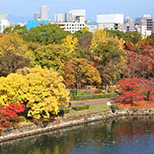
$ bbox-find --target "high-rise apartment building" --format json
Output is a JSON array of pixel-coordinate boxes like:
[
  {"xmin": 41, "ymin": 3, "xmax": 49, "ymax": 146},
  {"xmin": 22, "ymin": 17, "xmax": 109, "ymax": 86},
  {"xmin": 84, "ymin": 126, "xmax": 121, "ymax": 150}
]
[
  {"xmin": 55, "ymin": 13, "xmax": 63, "ymax": 22},
  {"xmin": 135, "ymin": 14, "xmax": 153, "ymax": 37},
  {"xmin": 40, "ymin": 5, "xmax": 49, "ymax": 20}
]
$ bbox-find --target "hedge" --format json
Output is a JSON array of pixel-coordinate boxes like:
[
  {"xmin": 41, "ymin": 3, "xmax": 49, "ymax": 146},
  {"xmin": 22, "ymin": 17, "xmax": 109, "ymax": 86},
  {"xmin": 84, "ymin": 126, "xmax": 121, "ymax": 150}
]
[
  {"xmin": 72, "ymin": 104, "xmax": 90, "ymax": 111},
  {"xmin": 58, "ymin": 108, "xmax": 70, "ymax": 116},
  {"xmin": 70, "ymin": 93, "xmax": 116, "ymax": 101}
]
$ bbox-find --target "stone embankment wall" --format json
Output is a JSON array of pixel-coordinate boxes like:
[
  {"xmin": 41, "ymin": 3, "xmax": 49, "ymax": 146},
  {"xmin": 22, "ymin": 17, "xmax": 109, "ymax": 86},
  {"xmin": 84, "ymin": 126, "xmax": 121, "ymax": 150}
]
[{"xmin": 1, "ymin": 108, "xmax": 154, "ymax": 142}]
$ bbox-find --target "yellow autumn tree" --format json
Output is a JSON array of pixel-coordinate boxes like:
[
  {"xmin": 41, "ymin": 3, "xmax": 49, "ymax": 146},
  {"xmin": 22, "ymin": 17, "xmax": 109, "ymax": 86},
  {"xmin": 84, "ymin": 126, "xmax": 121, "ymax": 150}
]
[
  {"xmin": 0, "ymin": 33, "xmax": 34, "ymax": 76},
  {"xmin": 61, "ymin": 35, "xmax": 78, "ymax": 54},
  {"xmin": 90, "ymin": 29, "xmax": 109, "ymax": 54},
  {"xmin": 0, "ymin": 66, "xmax": 69, "ymax": 119},
  {"xmin": 80, "ymin": 27, "xmax": 89, "ymax": 33},
  {"xmin": 71, "ymin": 58, "xmax": 101, "ymax": 93}
]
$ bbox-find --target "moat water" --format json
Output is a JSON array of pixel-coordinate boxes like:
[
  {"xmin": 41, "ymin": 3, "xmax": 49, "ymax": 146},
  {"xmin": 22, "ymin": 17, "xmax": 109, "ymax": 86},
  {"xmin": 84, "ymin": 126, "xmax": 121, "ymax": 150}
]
[{"xmin": 1, "ymin": 116, "xmax": 154, "ymax": 154}]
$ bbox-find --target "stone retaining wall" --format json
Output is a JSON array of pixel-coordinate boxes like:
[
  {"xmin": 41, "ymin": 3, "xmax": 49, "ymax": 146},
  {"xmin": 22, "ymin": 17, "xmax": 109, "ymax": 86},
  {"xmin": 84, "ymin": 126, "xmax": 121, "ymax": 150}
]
[{"xmin": 1, "ymin": 108, "xmax": 154, "ymax": 143}]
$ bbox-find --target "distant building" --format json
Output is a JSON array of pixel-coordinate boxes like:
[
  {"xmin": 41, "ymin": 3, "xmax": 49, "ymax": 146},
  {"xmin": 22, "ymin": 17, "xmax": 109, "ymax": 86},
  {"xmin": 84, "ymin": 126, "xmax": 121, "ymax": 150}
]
[
  {"xmin": 0, "ymin": 13, "xmax": 8, "ymax": 20},
  {"xmin": 26, "ymin": 20, "xmax": 49, "ymax": 31},
  {"xmin": 123, "ymin": 17, "xmax": 135, "ymax": 32},
  {"xmin": 34, "ymin": 12, "xmax": 40, "ymax": 20},
  {"xmin": 97, "ymin": 14, "xmax": 124, "ymax": 31},
  {"xmin": 40, "ymin": 5, "xmax": 49, "ymax": 20},
  {"xmin": 64, "ymin": 22, "xmax": 85, "ymax": 33},
  {"xmin": 55, "ymin": 13, "xmax": 63, "ymax": 22},
  {"xmin": 0, "ymin": 13, "xmax": 10, "ymax": 33},
  {"xmin": 135, "ymin": 14, "xmax": 153, "ymax": 37},
  {"xmin": 86, "ymin": 21, "xmax": 97, "ymax": 33},
  {"xmin": 61, "ymin": 9, "xmax": 86, "ymax": 33},
  {"xmin": 65, "ymin": 9, "xmax": 86, "ymax": 23}
]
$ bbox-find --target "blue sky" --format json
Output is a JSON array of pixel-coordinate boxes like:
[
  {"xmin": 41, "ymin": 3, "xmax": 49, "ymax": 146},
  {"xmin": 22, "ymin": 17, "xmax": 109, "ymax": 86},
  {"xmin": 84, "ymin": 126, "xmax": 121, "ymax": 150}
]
[{"xmin": 1, "ymin": 0, "xmax": 154, "ymax": 23}]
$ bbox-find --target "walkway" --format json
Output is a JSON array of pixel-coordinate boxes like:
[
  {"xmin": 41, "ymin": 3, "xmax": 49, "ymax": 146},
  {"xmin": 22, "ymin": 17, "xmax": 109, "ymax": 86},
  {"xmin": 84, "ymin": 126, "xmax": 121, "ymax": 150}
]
[{"xmin": 71, "ymin": 98, "xmax": 117, "ymax": 106}]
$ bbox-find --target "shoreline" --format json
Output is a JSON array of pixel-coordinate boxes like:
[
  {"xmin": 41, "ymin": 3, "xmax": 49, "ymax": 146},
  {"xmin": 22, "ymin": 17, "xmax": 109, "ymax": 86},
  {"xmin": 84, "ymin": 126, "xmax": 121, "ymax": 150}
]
[{"xmin": 1, "ymin": 108, "xmax": 154, "ymax": 143}]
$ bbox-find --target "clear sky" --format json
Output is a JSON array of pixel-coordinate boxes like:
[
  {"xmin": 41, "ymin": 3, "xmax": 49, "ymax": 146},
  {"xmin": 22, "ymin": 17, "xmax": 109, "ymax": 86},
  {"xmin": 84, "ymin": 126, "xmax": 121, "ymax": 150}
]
[{"xmin": 1, "ymin": 0, "xmax": 154, "ymax": 23}]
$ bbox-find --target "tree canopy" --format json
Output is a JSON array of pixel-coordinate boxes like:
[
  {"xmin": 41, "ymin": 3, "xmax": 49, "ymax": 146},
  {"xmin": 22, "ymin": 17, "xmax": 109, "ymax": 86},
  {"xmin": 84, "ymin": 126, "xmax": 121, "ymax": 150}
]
[
  {"xmin": 24, "ymin": 24, "xmax": 70, "ymax": 45},
  {"xmin": 0, "ymin": 33, "xmax": 34, "ymax": 76}
]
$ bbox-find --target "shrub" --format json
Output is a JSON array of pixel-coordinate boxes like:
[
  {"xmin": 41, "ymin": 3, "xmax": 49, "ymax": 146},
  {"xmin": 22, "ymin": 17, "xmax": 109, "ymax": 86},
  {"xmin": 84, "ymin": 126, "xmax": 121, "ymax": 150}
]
[
  {"xmin": 19, "ymin": 116, "xmax": 26, "ymax": 122},
  {"xmin": 58, "ymin": 108, "xmax": 70, "ymax": 117},
  {"xmin": 72, "ymin": 104, "xmax": 90, "ymax": 111},
  {"xmin": 70, "ymin": 90, "xmax": 77, "ymax": 96},
  {"xmin": 0, "ymin": 103, "xmax": 25, "ymax": 127},
  {"xmin": 110, "ymin": 105, "xmax": 119, "ymax": 113}
]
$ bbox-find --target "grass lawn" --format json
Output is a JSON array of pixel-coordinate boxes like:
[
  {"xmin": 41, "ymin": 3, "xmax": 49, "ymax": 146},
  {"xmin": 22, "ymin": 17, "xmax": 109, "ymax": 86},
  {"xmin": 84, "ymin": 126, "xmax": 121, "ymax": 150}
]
[{"xmin": 64, "ymin": 104, "xmax": 110, "ymax": 117}]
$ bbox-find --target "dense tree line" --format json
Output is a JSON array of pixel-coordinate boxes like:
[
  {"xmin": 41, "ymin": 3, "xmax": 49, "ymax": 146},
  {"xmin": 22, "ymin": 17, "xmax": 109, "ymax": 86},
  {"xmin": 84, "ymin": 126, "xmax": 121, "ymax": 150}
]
[{"xmin": 0, "ymin": 24, "xmax": 154, "ymax": 121}]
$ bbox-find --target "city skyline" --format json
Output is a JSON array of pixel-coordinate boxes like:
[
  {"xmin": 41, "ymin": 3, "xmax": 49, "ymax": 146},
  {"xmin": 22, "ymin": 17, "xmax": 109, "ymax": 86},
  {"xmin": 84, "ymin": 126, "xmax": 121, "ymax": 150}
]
[{"xmin": 0, "ymin": 0, "xmax": 154, "ymax": 23}]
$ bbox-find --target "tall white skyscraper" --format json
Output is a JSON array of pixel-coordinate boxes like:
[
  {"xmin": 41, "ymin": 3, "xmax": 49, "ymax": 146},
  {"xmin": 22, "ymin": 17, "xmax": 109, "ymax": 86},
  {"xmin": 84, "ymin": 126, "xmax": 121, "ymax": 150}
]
[
  {"xmin": 0, "ymin": 13, "xmax": 10, "ymax": 33},
  {"xmin": 40, "ymin": 5, "xmax": 49, "ymax": 20}
]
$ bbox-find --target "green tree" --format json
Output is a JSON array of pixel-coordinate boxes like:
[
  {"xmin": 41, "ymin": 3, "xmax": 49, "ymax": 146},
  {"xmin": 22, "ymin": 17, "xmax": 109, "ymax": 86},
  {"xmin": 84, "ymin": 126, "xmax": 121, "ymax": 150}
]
[
  {"xmin": 3, "ymin": 25, "xmax": 28, "ymax": 36},
  {"xmin": 73, "ymin": 27, "xmax": 92, "ymax": 47},
  {"xmin": 91, "ymin": 37, "xmax": 126, "ymax": 93},
  {"xmin": 33, "ymin": 44, "xmax": 69, "ymax": 73},
  {"xmin": 24, "ymin": 24, "xmax": 70, "ymax": 45}
]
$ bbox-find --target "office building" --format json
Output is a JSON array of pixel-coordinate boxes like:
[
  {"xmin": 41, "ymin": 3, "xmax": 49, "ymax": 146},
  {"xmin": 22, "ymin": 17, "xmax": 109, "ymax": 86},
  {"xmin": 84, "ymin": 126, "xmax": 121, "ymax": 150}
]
[
  {"xmin": 86, "ymin": 21, "xmax": 97, "ymax": 33},
  {"xmin": 40, "ymin": 5, "xmax": 49, "ymax": 20},
  {"xmin": 65, "ymin": 9, "xmax": 86, "ymax": 23},
  {"xmin": 97, "ymin": 14, "xmax": 124, "ymax": 31},
  {"xmin": 123, "ymin": 17, "xmax": 135, "ymax": 32},
  {"xmin": 63, "ymin": 9, "xmax": 86, "ymax": 33}
]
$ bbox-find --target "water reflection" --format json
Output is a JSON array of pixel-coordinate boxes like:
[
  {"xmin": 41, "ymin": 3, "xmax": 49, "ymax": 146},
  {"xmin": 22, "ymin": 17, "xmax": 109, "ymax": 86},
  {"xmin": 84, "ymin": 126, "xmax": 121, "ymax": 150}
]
[{"xmin": 1, "ymin": 116, "xmax": 154, "ymax": 154}]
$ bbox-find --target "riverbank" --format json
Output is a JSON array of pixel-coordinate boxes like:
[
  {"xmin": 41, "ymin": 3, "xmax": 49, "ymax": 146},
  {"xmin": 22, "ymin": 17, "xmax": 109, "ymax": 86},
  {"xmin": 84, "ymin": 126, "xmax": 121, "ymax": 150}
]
[{"xmin": 1, "ymin": 108, "xmax": 154, "ymax": 143}]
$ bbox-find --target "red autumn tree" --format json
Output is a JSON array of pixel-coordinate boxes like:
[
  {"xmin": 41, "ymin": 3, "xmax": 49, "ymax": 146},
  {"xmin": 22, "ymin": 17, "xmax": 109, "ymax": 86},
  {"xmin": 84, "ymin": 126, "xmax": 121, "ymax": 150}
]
[
  {"xmin": 124, "ymin": 50, "xmax": 154, "ymax": 78},
  {"xmin": 0, "ymin": 103, "xmax": 25, "ymax": 127},
  {"xmin": 116, "ymin": 78, "xmax": 141, "ymax": 105},
  {"xmin": 141, "ymin": 45, "xmax": 154, "ymax": 60},
  {"xmin": 139, "ymin": 78, "xmax": 154, "ymax": 101},
  {"xmin": 137, "ymin": 39, "xmax": 153, "ymax": 48}
]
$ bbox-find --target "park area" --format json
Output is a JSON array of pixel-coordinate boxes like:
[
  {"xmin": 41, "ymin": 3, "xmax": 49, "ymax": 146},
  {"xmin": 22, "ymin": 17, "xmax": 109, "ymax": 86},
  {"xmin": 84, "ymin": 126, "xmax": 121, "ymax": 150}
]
[{"xmin": 0, "ymin": 27, "xmax": 154, "ymax": 130}]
